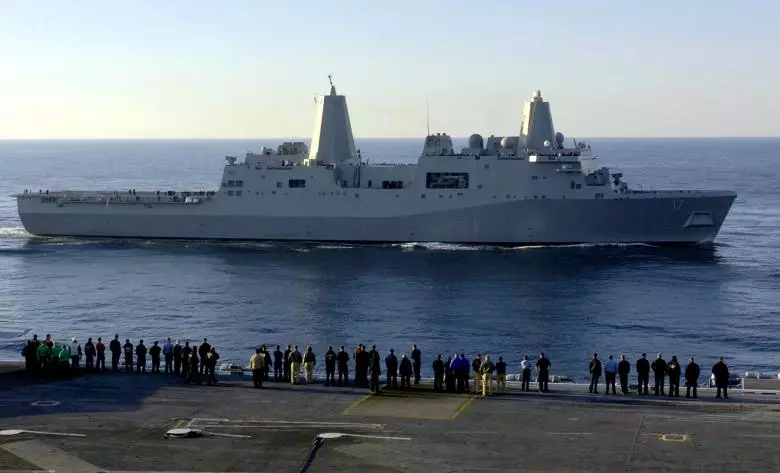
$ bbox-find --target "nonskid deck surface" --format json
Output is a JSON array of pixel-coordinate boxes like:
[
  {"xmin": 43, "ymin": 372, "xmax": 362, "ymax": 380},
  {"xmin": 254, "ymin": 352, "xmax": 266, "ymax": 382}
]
[{"xmin": 0, "ymin": 371, "xmax": 778, "ymax": 472}]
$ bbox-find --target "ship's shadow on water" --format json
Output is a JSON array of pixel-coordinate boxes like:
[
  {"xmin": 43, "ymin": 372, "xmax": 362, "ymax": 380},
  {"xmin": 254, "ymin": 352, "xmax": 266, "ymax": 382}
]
[{"xmin": 13, "ymin": 235, "xmax": 725, "ymax": 268}]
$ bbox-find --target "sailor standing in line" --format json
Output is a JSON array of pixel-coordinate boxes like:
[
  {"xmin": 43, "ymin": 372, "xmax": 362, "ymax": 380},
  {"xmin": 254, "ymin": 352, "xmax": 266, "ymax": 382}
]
[
  {"xmin": 324, "ymin": 346, "xmax": 337, "ymax": 387},
  {"xmin": 588, "ymin": 353, "xmax": 602, "ymax": 394},
  {"xmin": 711, "ymin": 357, "xmax": 730, "ymax": 399},
  {"xmin": 23, "ymin": 334, "xmax": 39, "ymax": 375},
  {"xmin": 283, "ymin": 345, "xmax": 292, "ymax": 382},
  {"xmin": 651, "ymin": 353, "xmax": 667, "ymax": 396},
  {"xmin": 58, "ymin": 344, "xmax": 72, "ymax": 380},
  {"xmin": 494, "ymin": 356, "xmax": 507, "ymax": 393},
  {"xmin": 368, "ymin": 345, "xmax": 381, "ymax": 392},
  {"xmin": 250, "ymin": 348, "xmax": 264, "ymax": 388},
  {"xmin": 289, "ymin": 345, "xmax": 302, "ymax": 385},
  {"xmin": 399, "ymin": 354, "xmax": 412, "ymax": 389},
  {"xmin": 636, "ymin": 353, "xmax": 650, "ymax": 395},
  {"xmin": 69, "ymin": 337, "xmax": 81, "ymax": 371},
  {"xmin": 432, "ymin": 354, "xmax": 445, "ymax": 392},
  {"xmin": 186, "ymin": 347, "xmax": 200, "ymax": 385},
  {"xmin": 458, "ymin": 353, "xmax": 470, "ymax": 393},
  {"xmin": 172, "ymin": 340, "xmax": 182, "ymax": 375},
  {"xmin": 37, "ymin": 340, "xmax": 51, "ymax": 374},
  {"xmin": 95, "ymin": 337, "xmax": 106, "ymax": 371},
  {"xmin": 136, "ymin": 339, "xmax": 147, "ymax": 374},
  {"xmin": 162, "ymin": 338, "xmax": 174, "ymax": 374},
  {"xmin": 685, "ymin": 357, "xmax": 700, "ymax": 399},
  {"xmin": 480, "ymin": 355, "xmax": 494, "ymax": 398},
  {"xmin": 604, "ymin": 355, "xmax": 618, "ymax": 395},
  {"xmin": 261, "ymin": 345, "xmax": 271, "ymax": 381},
  {"xmin": 198, "ymin": 338, "xmax": 211, "ymax": 376},
  {"xmin": 385, "ymin": 349, "xmax": 398, "ymax": 388},
  {"xmin": 536, "ymin": 352, "xmax": 551, "ymax": 393},
  {"xmin": 273, "ymin": 345, "xmax": 284, "ymax": 381},
  {"xmin": 149, "ymin": 341, "xmax": 162, "ymax": 374},
  {"xmin": 666, "ymin": 355, "xmax": 681, "ymax": 397},
  {"xmin": 182, "ymin": 342, "xmax": 192, "ymax": 378},
  {"xmin": 303, "ymin": 346, "xmax": 316, "ymax": 383},
  {"xmin": 123, "ymin": 339, "xmax": 134, "ymax": 373},
  {"xmin": 520, "ymin": 355, "xmax": 532, "ymax": 392},
  {"xmin": 205, "ymin": 347, "xmax": 219, "ymax": 386},
  {"xmin": 84, "ymin": 337, "xmax": 95, "ymax": 370},
  {"xmin": 444, "ymin": 356, "xmax": 456, "ymax": 393},
  {"xmin": 618, "ymin": 354, "xmax": 631, "ymax": 394},
  {"xmin": 336, "ymin": 345, "xmax": 350, "ymax": 386},
  {"xmin": 411, "ymin": 344, "xmax": 422, "ymax": 385},
  {"xmin": 471, "ymin": 354, "xmax": 482, "ymax": 394},
  {"xmin": 110, "ymin": 335, "xmax": 122, "ymax": 371},
  {"xmin": 354, "ymin": 345, "xmax": 367, "ymax": 388}
]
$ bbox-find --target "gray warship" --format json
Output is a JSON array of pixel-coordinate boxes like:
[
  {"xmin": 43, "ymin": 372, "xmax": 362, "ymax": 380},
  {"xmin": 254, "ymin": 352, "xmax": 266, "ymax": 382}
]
[{"xmin": 15, "ymin": 79, "xmax": 736, "ymax": 245}]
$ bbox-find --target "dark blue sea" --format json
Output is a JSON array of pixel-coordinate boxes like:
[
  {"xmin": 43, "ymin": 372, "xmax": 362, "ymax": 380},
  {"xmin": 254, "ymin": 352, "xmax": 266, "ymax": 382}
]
[{"xmin": 0, "ymin": 138, "xmax": 778, "ymax": 379}]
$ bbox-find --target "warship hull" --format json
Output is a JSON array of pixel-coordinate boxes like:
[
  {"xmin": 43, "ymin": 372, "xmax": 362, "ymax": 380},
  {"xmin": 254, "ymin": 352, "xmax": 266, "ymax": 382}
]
[{"xmin": 17, "ymin": 192, "xmax": 736, "ymax": 245}]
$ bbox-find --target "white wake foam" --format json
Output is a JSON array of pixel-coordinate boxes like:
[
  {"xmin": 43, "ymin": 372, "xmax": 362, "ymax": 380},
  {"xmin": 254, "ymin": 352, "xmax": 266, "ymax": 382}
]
[{"xmin": 0, "ymin": 227, "xmax": 29, "ymax": 237}]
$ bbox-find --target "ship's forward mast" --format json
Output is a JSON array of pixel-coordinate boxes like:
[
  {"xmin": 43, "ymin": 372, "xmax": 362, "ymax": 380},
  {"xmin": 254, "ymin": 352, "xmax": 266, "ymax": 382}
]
[{"xmin": 309, "ymin": 75, "xmax": 360, "ymax": 166}]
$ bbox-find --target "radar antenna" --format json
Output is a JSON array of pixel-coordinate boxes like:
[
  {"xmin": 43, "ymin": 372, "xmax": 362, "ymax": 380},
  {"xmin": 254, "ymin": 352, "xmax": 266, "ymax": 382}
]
[
  {"xmin": 328, "ymin": 74, "xmax": 333, "ymax": 88},
  {"xmin": 426, "ymin": 97, "xmax": 430, "ymax": 136}
]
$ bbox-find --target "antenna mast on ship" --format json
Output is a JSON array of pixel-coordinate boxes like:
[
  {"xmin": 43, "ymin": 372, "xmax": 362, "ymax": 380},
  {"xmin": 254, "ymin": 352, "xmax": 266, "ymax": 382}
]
[{"xmin": 426, "ymin": 97, "xmax": 431, "ymax": 136}]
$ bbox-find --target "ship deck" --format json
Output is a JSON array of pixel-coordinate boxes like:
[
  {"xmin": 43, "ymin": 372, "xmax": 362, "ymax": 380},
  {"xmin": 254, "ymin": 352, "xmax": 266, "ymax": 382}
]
[{"xmin": 1, "ymin": 369, "xmax": 778, "ymax": 472}]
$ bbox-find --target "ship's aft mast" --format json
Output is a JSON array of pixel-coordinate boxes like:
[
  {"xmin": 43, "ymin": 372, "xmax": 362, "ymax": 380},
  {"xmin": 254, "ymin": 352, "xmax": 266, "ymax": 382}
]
[{"xmin": 309, "ymin": 75, "xmax": 360, "ymax": 165}]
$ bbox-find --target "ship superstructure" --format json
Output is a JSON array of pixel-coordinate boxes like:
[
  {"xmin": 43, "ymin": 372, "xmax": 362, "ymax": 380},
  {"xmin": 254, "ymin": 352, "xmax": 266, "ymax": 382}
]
[{"xmin": 15, "ymin": 79, "xmax": 736, "ymax": 245}]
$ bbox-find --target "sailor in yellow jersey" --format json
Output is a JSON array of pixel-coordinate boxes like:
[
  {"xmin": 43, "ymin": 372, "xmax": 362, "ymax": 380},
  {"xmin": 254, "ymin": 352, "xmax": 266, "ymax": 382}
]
[
  {"xmin": 249, "ymin": 348, "xmax": 264, "ymax": 388},
  {"xmin": 480, "ymin": 355, "xmax": 494, "ymax": 398}
]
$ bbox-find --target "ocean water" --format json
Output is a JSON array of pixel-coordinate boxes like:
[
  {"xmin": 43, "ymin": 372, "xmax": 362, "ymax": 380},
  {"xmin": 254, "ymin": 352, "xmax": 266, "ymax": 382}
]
[{"xmin": 0, "ymin": 138, "xmax": 778, "ymax": 380}]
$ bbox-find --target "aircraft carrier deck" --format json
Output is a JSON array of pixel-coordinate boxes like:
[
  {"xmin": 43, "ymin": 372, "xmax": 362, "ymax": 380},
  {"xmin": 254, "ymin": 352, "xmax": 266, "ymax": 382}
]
[{"xmin": 0, "ymin": 368, "xmax": 778, "ymax": 472}]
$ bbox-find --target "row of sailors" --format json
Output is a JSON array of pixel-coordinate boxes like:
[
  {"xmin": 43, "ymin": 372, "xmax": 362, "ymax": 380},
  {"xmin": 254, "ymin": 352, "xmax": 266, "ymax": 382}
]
[
  {"xmin": 23, "ymin": 335, "xmax": 222, "ymax": 384},
  {"xmin": 23, "ymin": 336, "xmax": 733, "ymax": 399},
  {"xmin": 247, "ymin": 343, "xmax": 426, "ymax": 391},
  {"xmin": 246, "ymin": 344, "xmax": 520, "ymax": 398},
  {"xmin": 587, "ymin": 352, "xmax": 731, "ymax": 399}
]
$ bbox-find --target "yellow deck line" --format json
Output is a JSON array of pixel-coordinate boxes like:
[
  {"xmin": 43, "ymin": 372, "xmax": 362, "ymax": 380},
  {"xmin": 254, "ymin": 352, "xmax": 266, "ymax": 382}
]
[
  {"xmin": 451, "ymin": 395, "xmax": 476, "ymax": 420},
  {"xmin": 342, "ymin": 393, "xmax": 373, "ymax": 415}
]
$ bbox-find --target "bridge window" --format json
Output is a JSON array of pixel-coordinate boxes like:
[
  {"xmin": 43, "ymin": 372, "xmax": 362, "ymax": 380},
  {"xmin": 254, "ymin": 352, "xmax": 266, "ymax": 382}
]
[
  {"xmin": 235, "ymin": 180, "xmax": 243, "ymax": 187},
  {"xmin": 227, "ymin": 180, "xmax": 235, "ymax": 187},
  {"xmin": 382, "ymin": 180, "xmax": 403, "ymax": 189},
  {"xmin": 236, "ymin": 190, "xmax": 242, "ymax": 196},
  {"xmin": 426, "ymin": 172, "xmax": 469, "ymax": 189},
  {"xmin": 288, "ymin": 179, "xmax": 306, "ymax": 188},
  {"xmin": 228, "ymin": 190, "xmax": 234, "ymax": 196}
]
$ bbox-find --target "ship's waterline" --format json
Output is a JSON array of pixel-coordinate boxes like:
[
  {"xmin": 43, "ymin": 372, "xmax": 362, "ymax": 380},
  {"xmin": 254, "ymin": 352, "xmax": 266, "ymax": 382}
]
[{"xmin": 14, "ymin": 83, "xmax": 737, "ymax": 243}]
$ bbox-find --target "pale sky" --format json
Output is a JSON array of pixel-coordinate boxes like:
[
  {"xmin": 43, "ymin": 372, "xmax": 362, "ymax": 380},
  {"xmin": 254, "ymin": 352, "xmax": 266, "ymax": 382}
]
[{"xmin": 1, "ymin": 0, "xmax": 778, "ymax": 139}]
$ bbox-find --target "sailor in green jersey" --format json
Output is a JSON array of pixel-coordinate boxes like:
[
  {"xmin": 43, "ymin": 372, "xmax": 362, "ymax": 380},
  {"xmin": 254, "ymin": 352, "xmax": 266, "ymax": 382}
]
[
  {"xmin": 58, "ymin": 346, "xmax": 71, "ymax": 379},
  {"xmin": 37, "ymin": 342, "xmax": 51, "ymax": 370},
  {"xmin": 51, "ymin": 344, "xmax": 62, "ymax": 365},
  {"xmin": 480, "ymin": 355, "xmax": 495, "ymax": 398}
]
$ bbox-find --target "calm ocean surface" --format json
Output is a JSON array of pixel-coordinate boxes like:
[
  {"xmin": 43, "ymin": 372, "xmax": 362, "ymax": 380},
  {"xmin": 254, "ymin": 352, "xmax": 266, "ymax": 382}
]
[{"xmin": 0, "ymin": 138, "xmax": 778, "ymax": 379}]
